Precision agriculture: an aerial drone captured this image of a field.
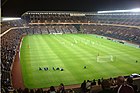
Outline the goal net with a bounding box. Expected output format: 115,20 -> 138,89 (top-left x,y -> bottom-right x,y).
97,55 -> 114,62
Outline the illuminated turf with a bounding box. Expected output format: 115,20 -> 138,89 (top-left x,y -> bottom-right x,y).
20,34 -> 140,88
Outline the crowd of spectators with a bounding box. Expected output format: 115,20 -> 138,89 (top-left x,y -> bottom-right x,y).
1,76 -> 140,93
2,83 -> 66,93
90,14 -> 140,26
81,25 -> 140,44
1,28 -> 27,92
1,20 -> 27,34
28,25 -> 78,34
80,76 -> 139,93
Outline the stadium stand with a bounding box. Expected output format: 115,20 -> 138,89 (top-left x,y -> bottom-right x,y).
1,20 -> 27,34
89,13 -> 140,26
22,11 -> 140,26
1,11 -> 140,93
81,25 -> 140,44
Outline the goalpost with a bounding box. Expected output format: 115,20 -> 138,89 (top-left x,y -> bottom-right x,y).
52,33 -> 63,35
96,55 -> 114,62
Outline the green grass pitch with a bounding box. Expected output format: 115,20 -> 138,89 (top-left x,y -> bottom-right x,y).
20,34 -> 140,89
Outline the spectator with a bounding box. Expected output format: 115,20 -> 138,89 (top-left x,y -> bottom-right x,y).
91,79 -> 96,86
98,79 -> 101,85
86,80 -> 91,93
127,77 -> 138,93
30,89 -> 35,93
17,88 -> 23,93
57,83 -> 65,93
81,80 -> 86,93
47,86 -> 56,93
109,78 -> 115,86
23,88 -> 29,93
113,76 -> 134,93
98,79 -> 113,93
36,88 -> 44,93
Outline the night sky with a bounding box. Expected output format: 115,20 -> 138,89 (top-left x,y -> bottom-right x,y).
2,0 -> 140,17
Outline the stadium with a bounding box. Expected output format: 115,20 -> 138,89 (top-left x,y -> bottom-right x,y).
1,5 -> 140,93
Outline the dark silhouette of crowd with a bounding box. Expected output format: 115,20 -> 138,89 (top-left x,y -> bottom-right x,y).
80,76 -> 139,93
1,76 -> 140,93
2,83 -> 66,93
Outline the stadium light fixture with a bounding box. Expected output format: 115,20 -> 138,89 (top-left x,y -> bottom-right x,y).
131,8 -> 140,12
97,8 -> 140,13
2,17 -> 21,21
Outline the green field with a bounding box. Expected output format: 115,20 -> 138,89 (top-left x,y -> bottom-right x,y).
20,34 -> 140,89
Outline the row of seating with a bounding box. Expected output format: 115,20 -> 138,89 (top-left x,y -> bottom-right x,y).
25,13 -> 140,26
1,20 -> 27,34
27,25 -> 78,34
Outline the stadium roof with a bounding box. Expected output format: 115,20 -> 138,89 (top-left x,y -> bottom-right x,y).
22,10 -> 140,17
21,11 -> 97,16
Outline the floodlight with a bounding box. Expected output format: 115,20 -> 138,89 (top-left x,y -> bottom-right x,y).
2,17 -> 21,21
131,8 -> 140,12
97,8 -> 140,13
